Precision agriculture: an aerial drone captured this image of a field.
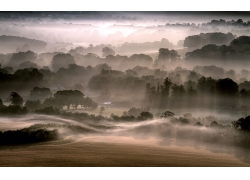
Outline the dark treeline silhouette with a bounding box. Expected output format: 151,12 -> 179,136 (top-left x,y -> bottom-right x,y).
0,67 -> 46,98
183,32 -> 236,48
43,90 -> 98,110
0,89 -> 98,115
185,36 -> 250,64
29,87 -> 52,101
165,19 -> 250,29
204,19 -> 250,27
0,128 -> 58,145
144,76 -> 250,109
6,50 -> 38,69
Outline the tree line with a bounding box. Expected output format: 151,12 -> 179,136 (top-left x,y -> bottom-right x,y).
144,76 -> 250,109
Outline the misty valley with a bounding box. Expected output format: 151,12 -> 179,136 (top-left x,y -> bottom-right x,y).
1,12 -> 250,166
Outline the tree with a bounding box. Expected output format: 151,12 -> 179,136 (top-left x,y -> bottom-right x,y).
19,61 -> 38,69
42,97 -> 61,109
52,53 -> 76,71
50,90 -> 98,110
156,48 -> 180,63
161,77 -> 172,97
126,54 -> 153,67
187,86 -> 198,96
138,111 -> 153,120
81,97 -> 98,109
232,116 -> 250,131
30,87 -> 52,100
10,92 -> 23,106
25,100 -> 42,110
197,76 -> 216,94
184,35 -> 204,48
54,90 -> 85,109
230,36 -> 250,51
210,121 -> 223,128
160,111 -> 175,118
127,107 -> 145,117
171,84 -> 186,97
184,33 -> 235,48
187,71 -> 201,81
14,68 -> 44,82
0,98 -> 3,108
184,80 -> 197,90
102,47 -> 115,57
157,48 -> 171,61
9,50 -> 37,67
100,106 -> 105,115
215,78 -> 239,107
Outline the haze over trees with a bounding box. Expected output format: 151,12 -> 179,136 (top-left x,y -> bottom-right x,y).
185,36 -> 250,65
102,47 -> 115,57
183,32 -> 236,48
0,35 -> 47,53
2,12 -> 250,162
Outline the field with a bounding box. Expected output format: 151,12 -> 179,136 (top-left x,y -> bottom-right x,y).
0,135 -> 249,167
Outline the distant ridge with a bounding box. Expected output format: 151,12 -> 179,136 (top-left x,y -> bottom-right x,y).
0,35 -> 47,53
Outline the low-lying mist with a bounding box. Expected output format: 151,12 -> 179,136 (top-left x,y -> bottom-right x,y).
1,114 -> 250,163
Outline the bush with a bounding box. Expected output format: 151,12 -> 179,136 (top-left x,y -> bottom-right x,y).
0,129 -> 58,145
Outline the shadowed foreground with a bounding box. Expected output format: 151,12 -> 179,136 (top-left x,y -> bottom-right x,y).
0,136 -> 249,167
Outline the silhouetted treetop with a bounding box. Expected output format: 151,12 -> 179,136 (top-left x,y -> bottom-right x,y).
52,53 -> 76,71
102,47 -> 115,57
10,92 -> 23,106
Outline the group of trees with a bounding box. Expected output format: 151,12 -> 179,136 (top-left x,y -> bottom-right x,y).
0,67 -> 46,97
29,90 -> 98,110
0,88 -> 98,115
116,38 -> 175,54
183,32 -> 236,48
0,128 -> 58,145
154,48 -> 181,67
7,50 -> 37,69
0,92 -> 28,115
186,36 -> 250,62
111,110 -> 153,121
204,19 -> 250,27
86,63 -> 250,106
144,76 -> 250,108
29,87 -> 52,100
49,90 -> 97,110
122,107 -> 150,117
1,32 -> 250,116
68,38 -> 175,55
52,53 -> 76,71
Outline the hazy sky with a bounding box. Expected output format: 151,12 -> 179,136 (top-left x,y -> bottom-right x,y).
1,11 -> 250,46
1,12 -> 250,23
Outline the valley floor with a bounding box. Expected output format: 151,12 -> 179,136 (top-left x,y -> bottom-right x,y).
0,136 -> 249,167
